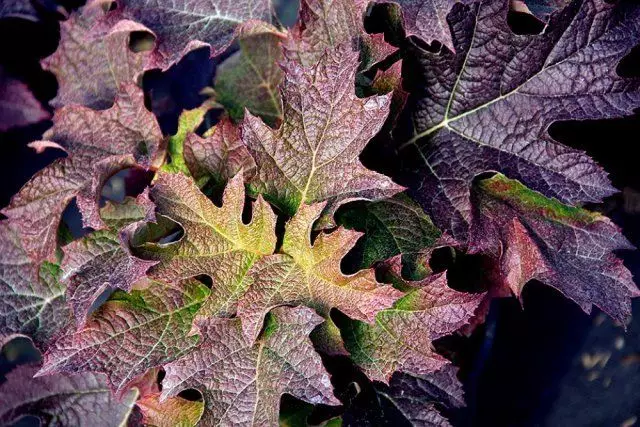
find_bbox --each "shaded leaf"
[162,306,339,426]
[0,222,71,349]
[137,393,204,427]
[214,20,286,126]
[242,45,402,217]
[398,0,640,241]
[0,363,138,426]
[469,173,639,324]
[0,67,50,132]
[336,193,441,277]
[375,0,460,50]
[0,0,38,20]
[511,0,571,21]
[283,0,395,70]
[238,202,403,342]
[345,365,464,427]
[184,116,256,186]
[37,279,209,393]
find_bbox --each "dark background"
[1,0,639,425]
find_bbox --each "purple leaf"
[42,3,156,109]
[398,0,640,241]
[0,68,50,132]
[0,363,138,426]
[375,0,460,50]
[107,0,273,70]
[161,306,339,425]
[469,173,639,324]
[0,222,71,349]
[1,84,163,264]
[38,279,209,393]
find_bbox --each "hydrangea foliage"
[1,0,639,425]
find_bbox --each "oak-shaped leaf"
[241,45,403,217]
[42,3,155,109]
[336,193,441,277]
[340,261,483,383]
[161,306,340,426]
[107,0,272,71]
[214,21,286,127]
[398,0,640,241]
[184,116,257,187]
[469,174,639,324]
[37,279,209,393]
[0,222,71,349]
[0,363,138,426]
[237,202,403,342]
[0,67,50,132]
[1,84,163,263]
[132,172,275,318]
[375,0,460,51]
[61,194,158,327]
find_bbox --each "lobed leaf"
[37,279,209,393]
[336,193,441,277]
[398,0,640,241]
[61,195,158,326]
[469,173,639,324]
[107,0,273,70]
[214,21,286,126]
[341,266,482,383]
[161,306,339,426]
[238,202,404,342]
[374,0,461,51]
[42,3,155,109]
[0,222,71,349]
[242,45,403,217]
[1,84,163,263]
[184,116,257,187]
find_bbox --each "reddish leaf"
[161,306,339,426]
[107,0,272,70]
[341,265,482,383]
[241,45,402,217]
[42,3,155,109]
[2,84,163,263]
[37,279,209,393]
[469,174,639,324]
